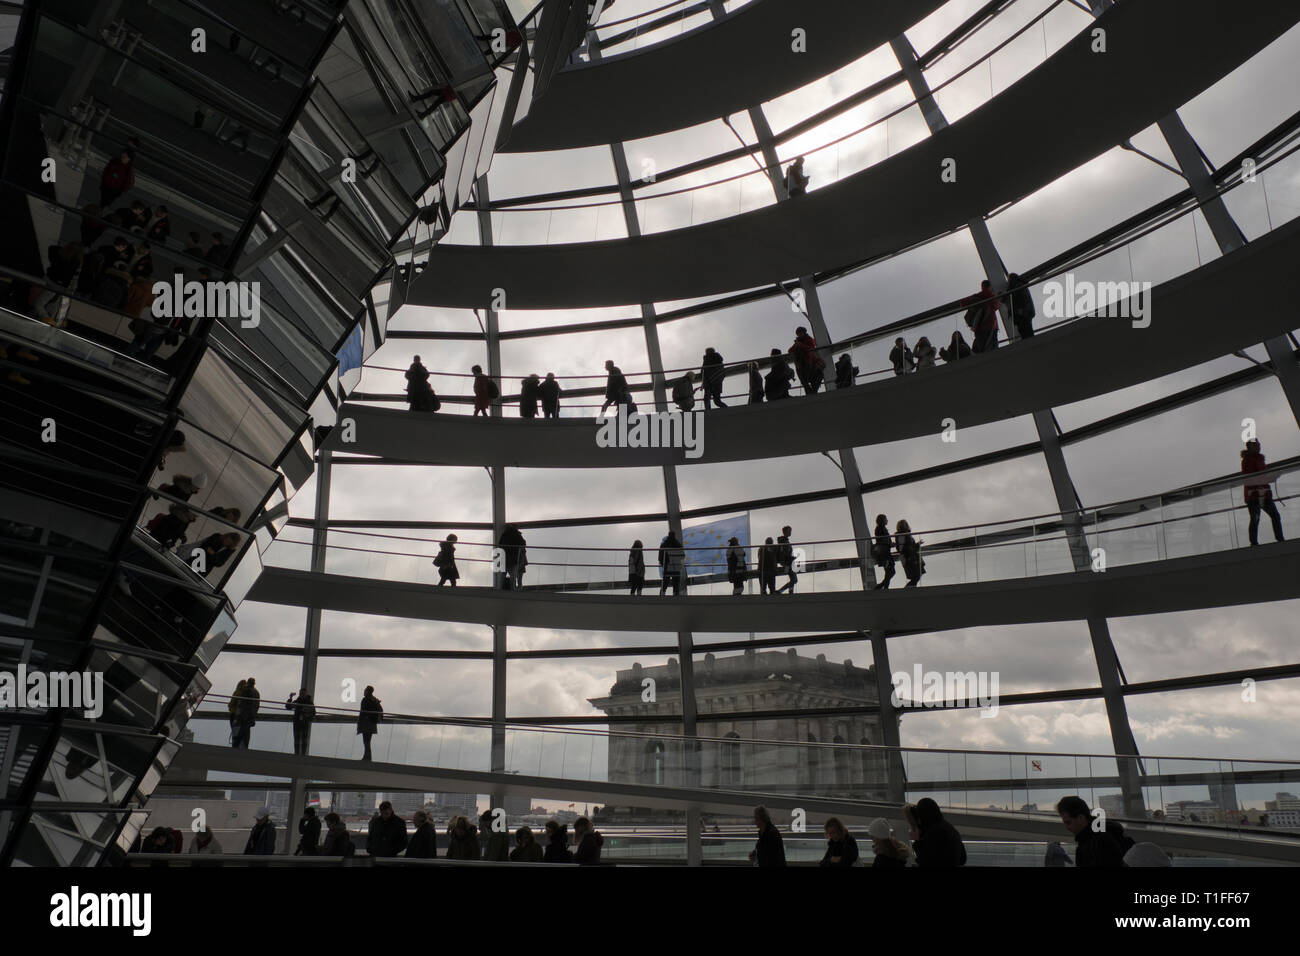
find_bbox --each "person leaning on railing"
[1242,438,1286,546]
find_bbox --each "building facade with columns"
[589,649,893,804]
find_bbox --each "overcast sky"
[199,1,1300,814]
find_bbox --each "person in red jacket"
[964,280,1001,352]
[1242,439,1285,545]
[100,150,135,208]
[788,326,825,394]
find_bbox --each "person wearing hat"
[819,817,859,867]
[866,817,911,868]
[1124,842,1172,867]
[160,471,207,502]
[244,807,276,855]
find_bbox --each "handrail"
[259,460,1300,558]
[494,0,1069,215]
[358,135,1300,396]
[194,693,1300,765]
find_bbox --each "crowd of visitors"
[399,275,1038,418]
[137,792,1167,867]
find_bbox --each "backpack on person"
[486,379,500,400]
[963,303,983,329]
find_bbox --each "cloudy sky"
[198,0,1300,813]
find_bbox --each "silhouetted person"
[357,685,382,761]
[867,818,911,867]
[820,818,859,867]
[193,532,240,576]
[539,372,561,418]
[285,687,315,755]
[573,817,603,865]
[446,816,480,860]
[758,536,778,595]
[100,150,134,207]
[322,813,355,857]
[542,820,572,863]
[889,337,915,376]
[472,364,497,416]
[765,349,794,401]
[601,359,630,416]
[964,280,1000,352]
[789,326,825,393]
[511,826,543,862]
[228,680,245,739]
[910,798,966,867]
[775,525,797,593]
[232,676,259,749]
[672,370,697,411]
[749,806,786,866]
[189,826,223,855]
[498,525,527,589]
[872,514,895,589]
[1242,439,1284,545]
[700,347,726,409]
[480,810,510,860]
[834,353,858,388]
[748,361,764,404]
[726,536,747,595]
[406,810,438,858]
[434,534,459,585]
[896,519,924,587]
[405,356,439,412]
[913,336,936,370]
[1005,273,1036,339]
[628,540,645,595]
[659,532,686,595]
[139,826,178,861]
[785,156,809,197]
[520,373,541,418]
[244,808,276,855]
[367,801,407,857]
[1057,795,1128,867]
[939,330,971,363]
[296,807,321,855]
